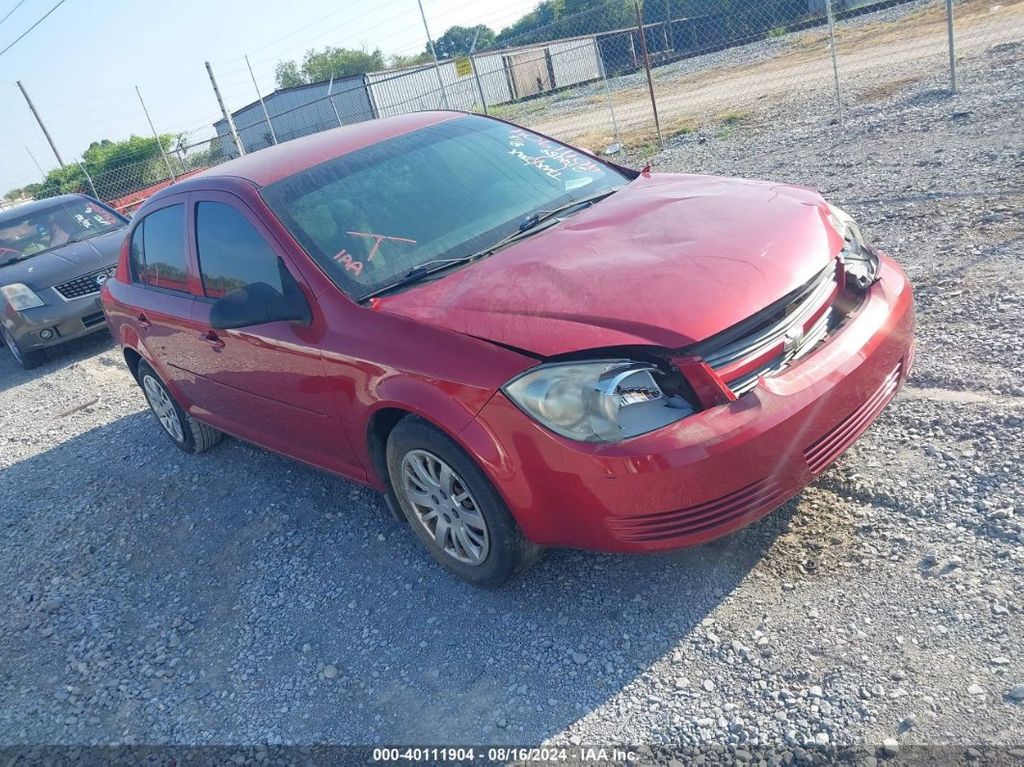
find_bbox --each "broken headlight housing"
[827,204,879,289]
[503,360,695,443]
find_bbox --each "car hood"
[0,228,125,291]
[375,173,842,357]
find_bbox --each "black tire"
[386,416,542,587]
[1,325,45,370]
[136,360,223,454]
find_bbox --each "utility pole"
[206,61,245,157]
[17,80,64,168]
[417,0,450,109]
[633,0,663,148]
[246,55,278,145]
[136,86,176,181]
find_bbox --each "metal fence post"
[945,0,957,94]
[206,61,245,157]
[76,160,99,199]
[633,0,663,148]
[136,86,176,181]
[599,57,621,152]
[246,54,278,144]
[470,54,488,115]
[417,0,450,109]
[327,76,344,127]
[825,0,844,127]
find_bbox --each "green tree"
[80,134,178,199]
[431,25,496,58]
[495,0,634,46]
[274,60,305,89]
[32,134,179,202]
[274,46,386,89]
[388,51,432,69]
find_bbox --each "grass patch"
[487,100,546,120]
[713,110,750,139]
[856,74,923,103]
[666,116,699,140]
[719,111,748,126]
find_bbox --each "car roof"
[0,194,89,223]
[194,111,466,188]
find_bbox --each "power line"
[0,0,30,27]
[0,0,71,59]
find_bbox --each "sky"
[0,0,539,193]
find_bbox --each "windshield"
[261,116,629,299]
[0,197,125,263]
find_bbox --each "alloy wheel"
[400,449,490,566]
[1,325,23,364]
[142,374,185,443]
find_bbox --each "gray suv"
[1,194,128,369]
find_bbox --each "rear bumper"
[462,255,914,552]
[3,291,109,352]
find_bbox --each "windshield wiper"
[516,186,622,234]
[1,253,31,267]
[358,218,562,303]
[358,187,623,303]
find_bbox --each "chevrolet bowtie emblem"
[783,326,804,356]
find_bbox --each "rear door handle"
[136,313,151,328]
[202,330,225,349]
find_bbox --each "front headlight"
[503,359,695,443]
[1,283,44,311]
[827,203,879,289]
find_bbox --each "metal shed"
[213,75,375,156]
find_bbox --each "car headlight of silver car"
[503,359,695,443]
[1,283,45,311]
[827,203,879,289]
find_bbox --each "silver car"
[1,194,128,370]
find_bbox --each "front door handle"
[136,313,151,328]
[202,330,225,350]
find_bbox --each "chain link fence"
[5,0,1022,215]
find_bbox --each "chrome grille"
[54,266,115,300]
[698,262,840,396]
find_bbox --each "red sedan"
[102,112,914,586]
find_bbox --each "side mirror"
[209,277,311,330]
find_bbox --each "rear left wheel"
[386,416,542,587]
[137,360,223,453]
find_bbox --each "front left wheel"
[137,360,223,453]
[386,416,542,587]
[1,325,45,370]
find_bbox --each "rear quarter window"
[131,205,190,293]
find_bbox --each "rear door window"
[132,204,190,293]
[194,201,283,298]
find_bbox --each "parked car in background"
[1,194,128,369]
[102,112,914,586]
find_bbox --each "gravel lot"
[1,36,1022,763]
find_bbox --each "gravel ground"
[1,36,1022,763]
